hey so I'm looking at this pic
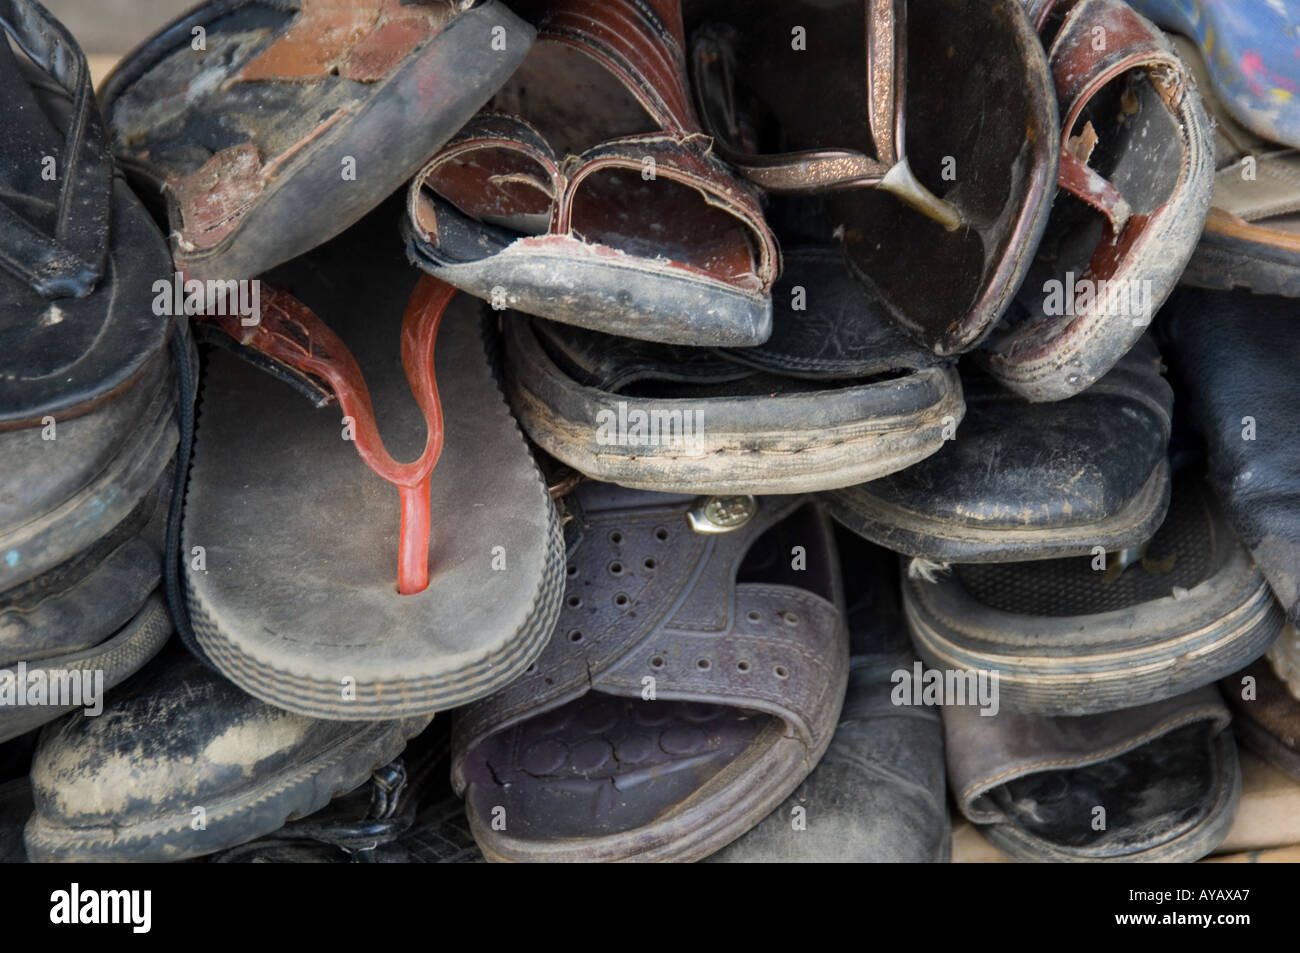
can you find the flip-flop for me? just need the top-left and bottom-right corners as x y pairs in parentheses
(689, 0), (1058, 356)
(1222, 656), (1300, 784)
(182, 204), (564, 719)
(404, 0), (778, 347)
(22, 646), (430, 863)
(982, 0), (1213, 401)
(98, 0), (534, 282)
(0, 0), (181, 592)
(451, 485), (848, 862)
(1164, 35), (1300, 297)
(827, 336), (1172, 564)
(903, 478), (1284, 715)
(946, 685), (1240, 862)
(1160, 287), (1300, 628)
(1128, 0), (1300, 151)
(708, 529), (949, 863)
(502, 245), (963, 495)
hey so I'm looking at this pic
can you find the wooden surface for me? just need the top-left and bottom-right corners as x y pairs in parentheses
(952, 750), (1300, 862)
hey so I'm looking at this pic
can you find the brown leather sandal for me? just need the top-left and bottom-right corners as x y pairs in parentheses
(689, 0), (1059, 356)
(981, 0), (1213, 401)
(404, 0), (778, 347)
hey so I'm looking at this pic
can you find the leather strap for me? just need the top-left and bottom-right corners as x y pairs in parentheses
(451, 488), (846, 793)
(0, 0), (113, 298)
(197, 275), (454, 595)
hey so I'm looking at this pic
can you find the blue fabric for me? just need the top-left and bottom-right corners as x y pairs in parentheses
(1129, 0), (1300, 148)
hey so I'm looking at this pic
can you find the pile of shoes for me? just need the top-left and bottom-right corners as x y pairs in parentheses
(1, 0), (1297, 863)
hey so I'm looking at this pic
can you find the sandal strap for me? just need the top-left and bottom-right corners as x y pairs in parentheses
(197, 274), (454, 594)
(519, 0), (700, 137)
(451, 491), (847, 793)
(0, 0), (113, 298)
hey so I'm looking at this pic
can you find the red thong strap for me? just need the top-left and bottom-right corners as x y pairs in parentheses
(198, 274), (455, 596)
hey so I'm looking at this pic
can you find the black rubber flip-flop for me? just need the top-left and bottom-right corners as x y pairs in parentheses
(182, 206), (564, 720)
(99, 0), (534, 282)
(0, 0), (180, 592)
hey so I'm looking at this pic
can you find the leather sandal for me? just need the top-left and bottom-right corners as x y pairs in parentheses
(827, 336), (1173, 564)
(982, 0), (1213, 401)
(405, 0), (778, 347)
(946, 685), (1240, 862)
(689, 0), (1059, 356)
(903, 478), (1284, 715)
(451, 485), (848, 862)
(181, 204), (564, 719)
(503, 245), (963, 495)
(22, 645), (430, 863)
(100, 0), (534, 282)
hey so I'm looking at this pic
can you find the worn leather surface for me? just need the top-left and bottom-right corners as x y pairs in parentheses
(1160, 288), (1300, 626)
(829, 335), (1171, 549)
(1222, 659), (1300, 780)
(721, 245), (949, 380)
(709, 531), (948, 862)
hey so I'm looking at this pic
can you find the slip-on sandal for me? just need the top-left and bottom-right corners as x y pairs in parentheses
(99, 0), (533, 283)
(690, 0), (1058, 356)
(946, 684), (1240, 862)
(0, 0), (182, 591)
(1222, 656), (1300, 784)
(502, 245), (963, 495)
(708, 529), (949, 863)
(451, 484), (849, 862)
(903, 477), (1284, 716)
(983, 0), (1212, 402)
(22, 645), (430, 863)
(182, 205), (564, 719)
(1165, 35), (1300, 297)
(827, 335), (1172, 564)
(404, 0), (778, 347)
(1160, 288), (1300, 628)
(1129, 0), (1300, 151)
(1, 470), (174, 745)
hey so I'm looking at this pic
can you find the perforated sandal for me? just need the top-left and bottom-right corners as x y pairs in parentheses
(22, 646), (430, 863)
(983, 0), (1213, 401)
(451, 485), (848, 862)
(0, 0), (180, 592)
(946, 685), (1240, 863)
(181, 207), (563, 720)
(690, 0), (1058, 356)
(827, 336), (1173, 564)
(903, 478), (1284, 716)
(98, 0), (533, 283)
(405, 0), (777, 347)
(502, 245), (963, 495)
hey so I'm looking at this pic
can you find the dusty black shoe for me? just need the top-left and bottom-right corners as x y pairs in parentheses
(828, 337), (1172, 564)
(23, 645), (430, 862)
